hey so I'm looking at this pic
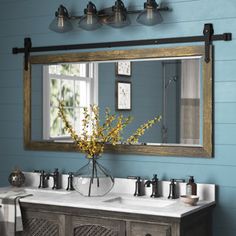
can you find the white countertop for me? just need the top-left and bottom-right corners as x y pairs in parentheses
(0, 186), (215, 218)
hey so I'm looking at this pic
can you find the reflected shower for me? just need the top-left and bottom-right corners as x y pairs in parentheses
(162, 61), (180, 144)
(165, 75), (178, 89)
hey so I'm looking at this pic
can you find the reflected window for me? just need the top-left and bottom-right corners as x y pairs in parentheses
(43, 63), (98, 140)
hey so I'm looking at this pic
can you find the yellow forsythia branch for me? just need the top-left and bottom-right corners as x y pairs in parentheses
(58, 101), (161, 158)
(126, 115), (162, 144)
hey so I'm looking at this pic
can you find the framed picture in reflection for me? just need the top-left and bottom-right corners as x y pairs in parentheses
(116, 61), (132, 77)
(116, 81), (132, 111)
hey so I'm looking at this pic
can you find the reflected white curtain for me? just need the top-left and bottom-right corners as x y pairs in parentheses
(180, 59), (200, 144)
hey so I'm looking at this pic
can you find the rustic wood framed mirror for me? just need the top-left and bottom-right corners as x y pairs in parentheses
(24, 45), (212, 157)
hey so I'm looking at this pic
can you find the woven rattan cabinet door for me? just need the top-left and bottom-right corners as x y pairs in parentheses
(21, 210), (65, 236)
(70, 216), (126, 236)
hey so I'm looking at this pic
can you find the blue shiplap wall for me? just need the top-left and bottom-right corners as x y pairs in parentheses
(0, 0), (235, 235)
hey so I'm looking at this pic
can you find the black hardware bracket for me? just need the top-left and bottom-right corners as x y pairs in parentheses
(23, 38), (32, 70)
(12, 23), (232, 71)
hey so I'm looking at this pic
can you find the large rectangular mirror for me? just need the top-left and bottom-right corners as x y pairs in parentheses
(24, 46), (212, 157)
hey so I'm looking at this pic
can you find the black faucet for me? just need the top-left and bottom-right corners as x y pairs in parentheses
(39, 169), (61, 189)
(134, 177), (144, 196)
(50, 168), (61, 190)
(145, 174), (159, 198)
(168, 178), (185, 199)
(66, 172), (75, 191)
(38, 170), (50, 188)
(168, 179), (177, 199)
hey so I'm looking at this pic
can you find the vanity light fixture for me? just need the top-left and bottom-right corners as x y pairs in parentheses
(136, 0), (163, 26)
(49, 5), (73, 33)
(105, 0), (130, 28)
(78, 2), (102, 31)
(49, 0), (169, 33)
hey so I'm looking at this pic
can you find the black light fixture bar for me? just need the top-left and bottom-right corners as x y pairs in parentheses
(12, 24), (232, 70)
(70, 7), (169, 20)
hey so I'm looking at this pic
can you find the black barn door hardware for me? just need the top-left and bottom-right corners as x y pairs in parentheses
(12, 23), (232, 71)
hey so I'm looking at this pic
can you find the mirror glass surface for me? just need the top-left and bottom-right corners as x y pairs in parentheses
(31, 57), (202, 146)
(25, 46), (212, 157)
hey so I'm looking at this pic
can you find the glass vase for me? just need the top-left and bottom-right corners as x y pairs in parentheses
(73, 156), (114, 197)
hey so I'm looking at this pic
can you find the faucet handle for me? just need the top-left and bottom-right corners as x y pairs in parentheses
(152, 174), (158, 182)
(52, 168), (61, 190)
(38, 170), (49, 188)
(168, 179), (177, 199)
(134, 176), (144, 196)
(66, 172), (75, 191)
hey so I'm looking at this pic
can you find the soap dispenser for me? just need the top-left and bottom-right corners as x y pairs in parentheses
(186, 176), (197, 195)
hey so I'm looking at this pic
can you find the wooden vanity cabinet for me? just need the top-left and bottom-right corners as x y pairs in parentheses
(19, 202), (214, 236)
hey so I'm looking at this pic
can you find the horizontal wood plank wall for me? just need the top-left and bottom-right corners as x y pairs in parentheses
(0, 0), (235, 235)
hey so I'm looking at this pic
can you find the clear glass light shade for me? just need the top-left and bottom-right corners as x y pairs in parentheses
(136, 8), (163, 26)
(106, 12), (130, 28)
(79, 14), (102, 31)
(49, 16), (73, 33)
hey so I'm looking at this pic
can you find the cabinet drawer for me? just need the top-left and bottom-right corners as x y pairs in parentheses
(129, 221), (171, 236)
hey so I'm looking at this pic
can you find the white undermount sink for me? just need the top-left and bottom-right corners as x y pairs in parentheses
(24, 188), (71, 195)
(103, 196), (175, 208)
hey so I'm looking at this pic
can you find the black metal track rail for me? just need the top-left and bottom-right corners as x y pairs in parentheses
(12, 23), (232, 70)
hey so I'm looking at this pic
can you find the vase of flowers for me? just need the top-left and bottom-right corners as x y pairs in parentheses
(73, 155), (114, 197)
(58, 102), (161, 197)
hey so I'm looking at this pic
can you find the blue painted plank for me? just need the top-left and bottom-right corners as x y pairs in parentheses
(215, 82), (236, 102)
(214, 41), (236, 61)
(0, 87), (22, 104)
(0, 154), (87, 174)
(0, 104), (22, 121)
(217, 186), (236, 209)
(0, 121), (23, 138)
(215, 103), (236, 124)
(215, 60), (236, 82)
(0, 54), (23, 71)
(214, 145), (236, 166)
(0, 138), (23, 156)
(0, 173), (9, 187)
(0, 70), (22, 88)
(215, 124), (236, 145)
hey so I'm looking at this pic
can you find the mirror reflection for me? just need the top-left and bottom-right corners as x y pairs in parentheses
(31, 56), (202, 146)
